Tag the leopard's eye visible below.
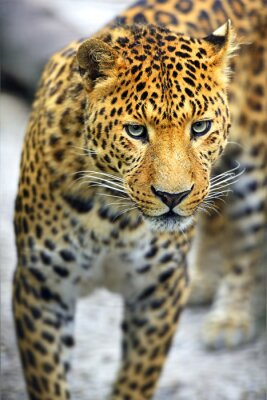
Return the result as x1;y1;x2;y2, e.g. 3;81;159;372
191;120;212;137
125;124;148;140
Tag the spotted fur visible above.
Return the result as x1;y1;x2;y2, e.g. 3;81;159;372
13;1;266;399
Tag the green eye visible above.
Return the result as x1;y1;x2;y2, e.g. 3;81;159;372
191;120;212;137
125;124;148;139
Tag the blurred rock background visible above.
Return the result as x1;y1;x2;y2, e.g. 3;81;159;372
1;1;266;399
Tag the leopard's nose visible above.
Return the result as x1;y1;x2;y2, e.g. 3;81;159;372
151;186;193;209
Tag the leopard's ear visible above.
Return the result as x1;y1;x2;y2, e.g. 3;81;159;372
204;20;237;82
77;39;119;91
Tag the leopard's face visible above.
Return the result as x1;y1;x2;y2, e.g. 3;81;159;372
78;24;234;232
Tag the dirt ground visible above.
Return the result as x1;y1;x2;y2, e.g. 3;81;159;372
1;1;266;399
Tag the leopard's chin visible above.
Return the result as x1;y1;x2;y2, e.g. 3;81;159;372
143;211;195;233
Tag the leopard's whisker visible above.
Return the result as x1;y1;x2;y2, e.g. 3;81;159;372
72;174;125;189
105;201;133;207
206;193;231;200
210;162;241;182
202;202;221;215
73;170;124;182
206;197;227;204
207;189;233;198
75;173;127;194
112;205;139;221
70;146;97;156
83;181;127;195
83;175;125;190
210;173;240;187
87;171;124;182
210;170;245;189
197;205;211;216
209;180;241;191
97;193;129;200
206;196;229;203
208;207;220;215
227;141;246;150
71;145;97;153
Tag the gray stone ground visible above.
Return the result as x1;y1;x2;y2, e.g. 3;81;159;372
1;1;266;399
1;92;266;400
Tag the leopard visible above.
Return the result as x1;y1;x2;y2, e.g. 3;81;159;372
13;1;266;400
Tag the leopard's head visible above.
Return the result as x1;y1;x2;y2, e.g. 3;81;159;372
77;22;236;232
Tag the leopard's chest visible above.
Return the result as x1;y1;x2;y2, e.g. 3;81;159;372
79;225;163;298
40;209;160;300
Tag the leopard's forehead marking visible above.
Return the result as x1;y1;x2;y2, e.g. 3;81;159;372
99;25;221;125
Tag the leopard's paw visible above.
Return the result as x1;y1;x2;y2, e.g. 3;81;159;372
201;309;257;350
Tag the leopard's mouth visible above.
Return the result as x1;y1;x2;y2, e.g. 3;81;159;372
142;210;194;232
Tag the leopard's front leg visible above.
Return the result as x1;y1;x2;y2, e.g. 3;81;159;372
111;263;188;400
13;266;76;400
